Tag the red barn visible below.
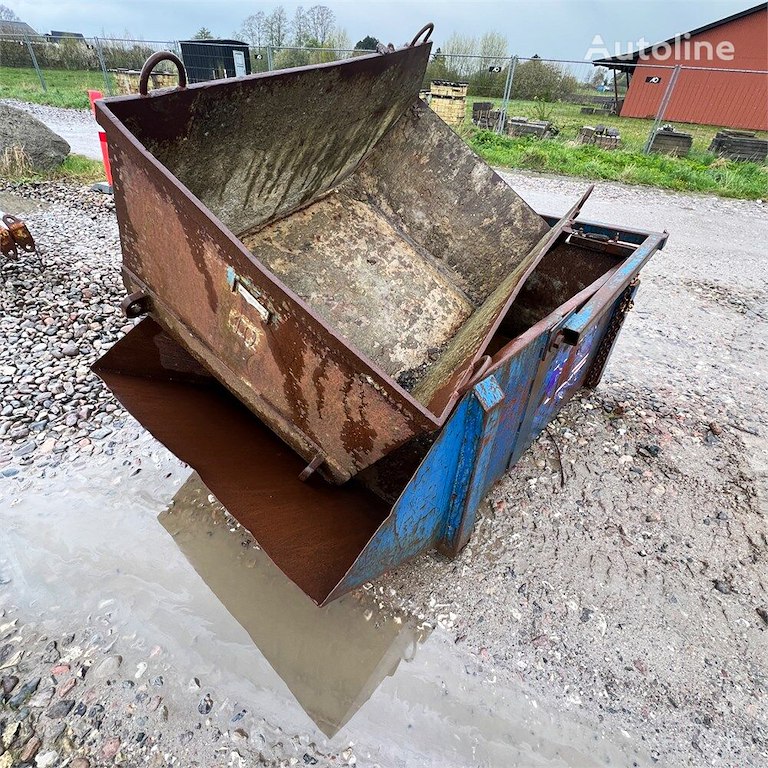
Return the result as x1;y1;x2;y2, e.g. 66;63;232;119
595;3;768;130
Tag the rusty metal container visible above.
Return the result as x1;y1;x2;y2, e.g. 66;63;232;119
93;27;667;604
93;29;592;485
94;219;666;605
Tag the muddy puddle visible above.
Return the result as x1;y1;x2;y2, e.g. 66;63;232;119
1;452;650;766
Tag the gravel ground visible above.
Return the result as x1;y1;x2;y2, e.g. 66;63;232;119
0;101;101;161
1;175;767;767
0;183;123;462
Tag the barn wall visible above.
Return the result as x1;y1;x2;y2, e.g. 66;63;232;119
620;8;768;130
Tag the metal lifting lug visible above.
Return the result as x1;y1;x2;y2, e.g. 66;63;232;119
120;291;151;319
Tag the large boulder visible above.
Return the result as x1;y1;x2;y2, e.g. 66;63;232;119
0;104;70;171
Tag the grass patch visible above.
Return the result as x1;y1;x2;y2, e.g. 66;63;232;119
0;152;105;184
0;67;113;109
466;96;768;156
469;130;768;199
51;154;106;183
0;145;33;176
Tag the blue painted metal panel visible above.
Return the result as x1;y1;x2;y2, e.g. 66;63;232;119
481;334;549;495
530;322;603;436
328;393;476;599
330;376;506;594
325;228;666;600
439;376;504;554
563;233;663;343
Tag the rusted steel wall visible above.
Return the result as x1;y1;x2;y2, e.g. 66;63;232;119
620;8;768;130
95;46;556;484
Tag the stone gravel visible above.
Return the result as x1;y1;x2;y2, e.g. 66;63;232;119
0;181;128;475
1;174;766;767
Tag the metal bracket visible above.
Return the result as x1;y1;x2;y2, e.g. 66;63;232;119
0;226;18;257
227;267;271;324
1;213;35;253
472;375;504;412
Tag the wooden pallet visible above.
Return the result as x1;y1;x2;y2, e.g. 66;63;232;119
429;80;468;126
650;130;693;157
577;126;621;150
708;131;768;163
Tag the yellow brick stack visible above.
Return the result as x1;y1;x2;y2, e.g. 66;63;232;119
429;80;468;126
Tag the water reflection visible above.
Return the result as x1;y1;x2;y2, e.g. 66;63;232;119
158;474;430;737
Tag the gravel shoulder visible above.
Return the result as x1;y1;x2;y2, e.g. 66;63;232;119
1;176;767;767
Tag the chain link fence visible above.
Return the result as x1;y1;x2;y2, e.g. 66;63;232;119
0;33;179;105
428;53;766;159
1;34;765;161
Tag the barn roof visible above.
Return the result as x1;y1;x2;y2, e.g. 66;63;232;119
593;2;767;69
0;19;39;37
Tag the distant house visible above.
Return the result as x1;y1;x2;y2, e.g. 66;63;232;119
0;19;39;37
594;2;768;130
46;31;87;44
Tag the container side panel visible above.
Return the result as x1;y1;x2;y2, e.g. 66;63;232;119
326;397;476;601
104;45;433;236
104;133;436;482
345;102;550;305
483;335;549;488
513;314;612;466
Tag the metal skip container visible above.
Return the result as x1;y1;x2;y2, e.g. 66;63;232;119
92;25;667;604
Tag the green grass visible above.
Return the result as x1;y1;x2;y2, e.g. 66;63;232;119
468;130;768;199
0;66;113;109
0;153;105;184
51;154;106;182
2;66;765;198
466;96;768;156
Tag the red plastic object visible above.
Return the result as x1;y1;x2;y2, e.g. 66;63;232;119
88;90;113;186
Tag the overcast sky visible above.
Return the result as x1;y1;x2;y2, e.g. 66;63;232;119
11;0;758;59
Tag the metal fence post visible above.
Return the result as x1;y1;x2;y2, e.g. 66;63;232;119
266;45;274;71
495;55;517;135
643;64;682;154
23;34;47;92
93;37;112;96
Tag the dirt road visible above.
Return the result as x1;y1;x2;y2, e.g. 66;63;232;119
1;174;766;766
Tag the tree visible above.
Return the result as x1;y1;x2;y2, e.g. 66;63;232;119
239;12;267;47
354;35;380;51
425;47;449;83
511;58;578;101
312;26;351;60
478;32;507;60
291;6;308;46
0;4;19;21
590;66;608;88
265;6;288;47
306;5;334;45
193;27;214;40
329;27;350;52
442;33;479;79
469;32;509;97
